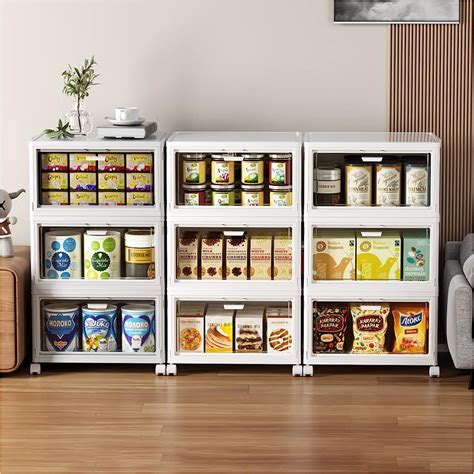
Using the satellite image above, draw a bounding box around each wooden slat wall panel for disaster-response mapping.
[390,0,473,248]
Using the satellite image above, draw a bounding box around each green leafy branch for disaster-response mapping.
[44,119,74,139]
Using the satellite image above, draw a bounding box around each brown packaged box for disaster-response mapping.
[273,231,292,280]
[225,234,248,280]
[201,232,224,280]
[249,233,272,280]
[177,231,199,280]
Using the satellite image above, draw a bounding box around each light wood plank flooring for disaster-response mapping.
[1,360,472,473]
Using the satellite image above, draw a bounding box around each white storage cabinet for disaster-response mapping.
[29,133,167,375]
[303,132,440,377]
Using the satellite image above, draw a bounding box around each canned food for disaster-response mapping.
[211,184,235,206]
[183,184,207,206]
[241,184,265,207]
[211,155,235,185]
[269,153,292,185]
[269,185,292,207]
[242,154,264,185]
[182,153,207,185]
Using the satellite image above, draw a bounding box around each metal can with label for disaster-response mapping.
[82,304,118,352]
[44,303,80,352]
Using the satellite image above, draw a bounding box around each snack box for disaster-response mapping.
[70,153,97,172]
[98,172,125,191]
[313,230,355,281]
[178,302,206,353]
[126,172,153,192]
[42,172,68,190]
[266,308,292,353]
[234,307,264,353]
[402,230,430,281]
[41,191,69,206]
[127,191,153,206]
[201,232,224,280]
[205,305,234,353]
[41,153,68,172]
[126,153,153,172]
[225,234,248,280]
[70,191,97,206]
[70,172,97,191]
[177,231,199,280]
[98,192,126,206]
[98,153,125,172]
[249,233,272,280]
[356,231,401,280]
[273,232,292,281]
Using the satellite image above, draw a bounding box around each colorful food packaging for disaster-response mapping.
[392,303,428,354]
[83,230,121,280]
[356,231,401,280]
[249,233,272,280]
[313,303,349,353]
[98,192,126,206]
[126,172,152,191]
[126,153,153,172]
[177,231,199,280]
[375,163,402,207]
[205,305,234,353]
[178,302,206,352]
[41,153,68,172]
[402,230,430,281]
[273,232,292,280]
[42,172,68,190]
[41,191,69,206]
[313,230,356,280]
[121,304,155,353]
[98,172,125,191]
[225,234,248,280]
[127,191,153,206]
[70,172,97,191]
[70,153,97,172]
[98,153,125,172]
[201,232,224,280]
[70,191,97,206]
[351,303,390,353]
[82,304,118,352]
[235,307,264,353]
[266,307,292,353]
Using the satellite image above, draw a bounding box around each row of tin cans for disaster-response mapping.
[43,302,155,353]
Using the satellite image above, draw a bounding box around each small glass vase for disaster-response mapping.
[66,100,93,136]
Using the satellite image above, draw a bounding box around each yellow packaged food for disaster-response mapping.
[41,191,69,205]
[42,172,68,190]
[70,172,97,191]
[98,192,125,206]
[98,154,125,172]
[392,303,428,354]
[70,153,97,171]
[126,172,152,191]
[126,153,153,172]
[98,172,125,190]
[351,303,390,353]
[41,153,68,171]
[70,191,97,206]
[127,191,153,206]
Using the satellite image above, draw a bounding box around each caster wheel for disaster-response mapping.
[429,366,440,378]
[303,365,314,377]
[167,365,177,376]
[30,363,41,375]
[292,365,303,377]
[155,364,166,376]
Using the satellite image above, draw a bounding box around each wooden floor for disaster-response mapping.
[0,360,472,473]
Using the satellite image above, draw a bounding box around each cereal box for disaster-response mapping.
[70,191,97,206]
[249,233,272,280]
[70,172,97,191]
[178,302,206,353]
[177,231,199,280]
[41,153,68,171]
[98,154,125,172]
[126,153,153,172]
[205,305,234,353]
[41,191,69,206]
[225,234,248,280]
[98,172,125,191]
[70,153,96,172]
[356,231,401,280]
[235,307,264,353]
[201,232,224,280]
[351,304,389,353]
[266,308,292,353]
[42,172,68,190]
[392,303,428,354]
[273,232,292,281]
[126,172,152,191]
[402,230,430,281]
[98,192,125,206]
[313,230,355,281]
[127,192,153,206]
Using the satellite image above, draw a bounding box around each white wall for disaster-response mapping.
[0,0,388,245]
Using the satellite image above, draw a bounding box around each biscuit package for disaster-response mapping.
[177,231,199,280]
[266,307,292,353]
[351,303,390,353]
[178,302,206,352]
[392,303,428,354]
[235,307,264,353]
[250,233,272,280]
[205,305,234,353]
[313,303,349,353]
[225,234,248,280]
[201,232,224,280]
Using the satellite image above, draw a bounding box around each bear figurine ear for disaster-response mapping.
[8,189,25,200]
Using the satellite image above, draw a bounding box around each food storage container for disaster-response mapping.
[315,167,342,206]
[242,154,264,185]
[211,155,235,185]
[211,184,235,206]
[182,153,207,185]
[269,153,292,185]
[241,184,265,206]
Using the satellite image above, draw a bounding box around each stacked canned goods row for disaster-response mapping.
[180,153,293,207]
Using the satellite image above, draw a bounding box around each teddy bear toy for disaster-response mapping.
[0,188,26,257]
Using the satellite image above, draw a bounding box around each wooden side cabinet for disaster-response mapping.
[0,246,30,373]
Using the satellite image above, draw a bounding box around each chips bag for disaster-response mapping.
[351,304,390,353]
[313,303,349,353]
[392,303,428,353]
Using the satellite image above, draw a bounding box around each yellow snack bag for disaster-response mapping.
[351,303,390,353]
[392,304,428,354]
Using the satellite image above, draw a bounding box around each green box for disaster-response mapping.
[403,230,430,281]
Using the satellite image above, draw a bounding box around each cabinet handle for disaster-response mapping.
[223,231,245,237]
[360,231,383,237]
[361,157,383,163]
[223,156,244,162]
[86,156,99,161]
[224,304,245,310]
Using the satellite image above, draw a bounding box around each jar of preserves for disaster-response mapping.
[241,184,265,207]
[182,153,207,185]
[211,184,235,206]
[241,154,264,185]
[315,167,342,206]
[269,185,292,207]
[183,184,207,206]
[211,154,235,185]
[269,153,292,185]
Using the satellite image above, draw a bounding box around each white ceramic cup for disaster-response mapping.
[115,107,139,122]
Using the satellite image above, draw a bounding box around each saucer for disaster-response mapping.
[105,117,146,126]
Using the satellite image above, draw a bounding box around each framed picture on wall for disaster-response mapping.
[334,0,460,24]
